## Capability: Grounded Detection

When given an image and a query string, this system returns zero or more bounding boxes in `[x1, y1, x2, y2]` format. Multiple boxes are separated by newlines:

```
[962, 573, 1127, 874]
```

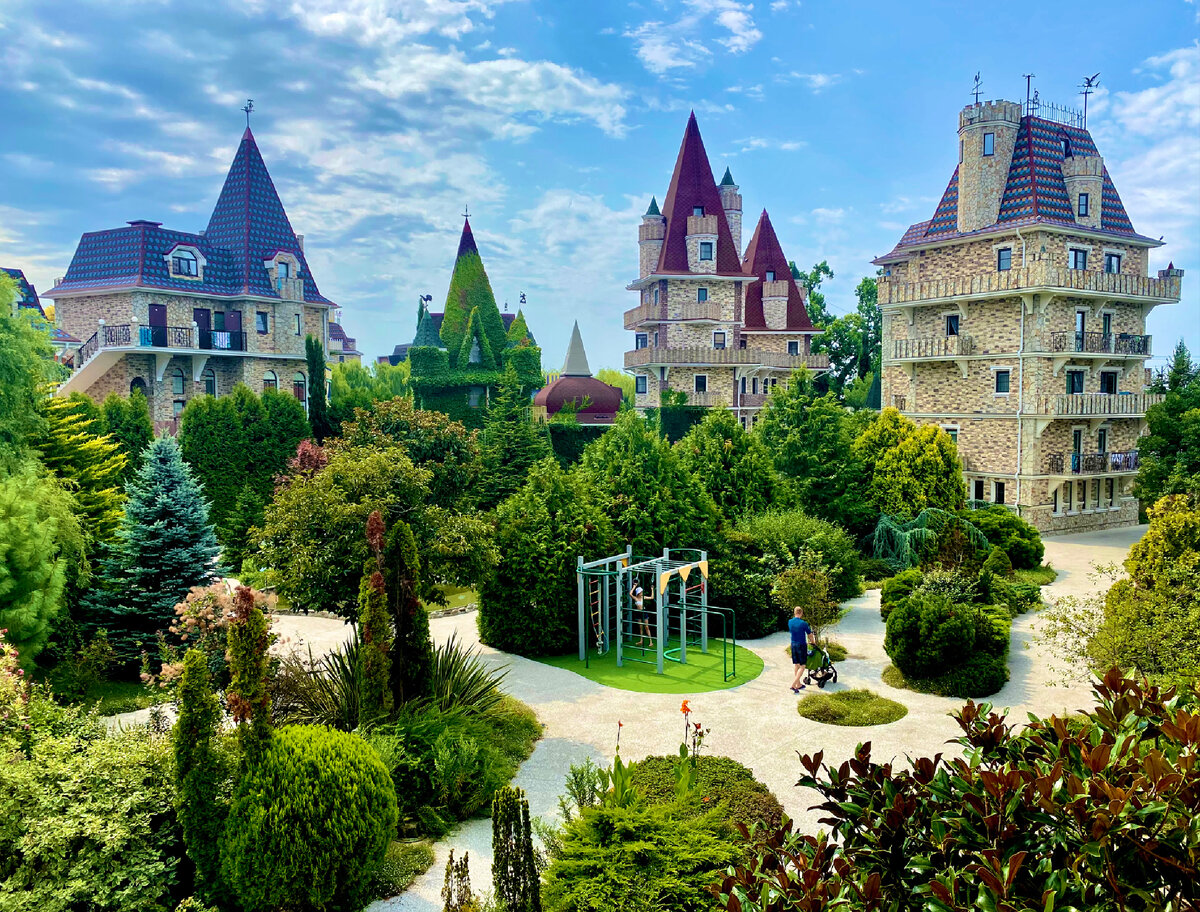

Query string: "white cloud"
[780, 71, 843, 92]
[270, 0, 513, 44]
[811, 207, 846, 222]
[770, 0, 790, 9]
[624, 21, 712, 74]
[734, 136, 806, 152]
[708, 1, 762, 54]
[625, 0, 762, 77]
[1112, 43, 1200, 135]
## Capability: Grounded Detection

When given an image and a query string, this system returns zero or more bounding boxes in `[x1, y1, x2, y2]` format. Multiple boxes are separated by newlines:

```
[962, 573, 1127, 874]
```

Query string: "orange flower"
[681, 700, 691, 715]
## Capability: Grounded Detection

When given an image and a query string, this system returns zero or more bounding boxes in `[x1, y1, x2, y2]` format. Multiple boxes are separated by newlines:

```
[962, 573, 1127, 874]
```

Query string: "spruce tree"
[1166, 339, 1197, 392]
[101, 390, 153, 482]
[306, 334, 334, 442]
[84, 436, 221, 662]
[173, 649, 225, 903]
[479, 366, 552, 509]
[492, 786, 541, 912]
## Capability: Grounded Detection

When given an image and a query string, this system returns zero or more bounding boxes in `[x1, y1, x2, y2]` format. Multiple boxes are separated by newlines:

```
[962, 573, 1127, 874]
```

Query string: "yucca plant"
[429, 632, 508, 716]
[271, 633, 362, 731]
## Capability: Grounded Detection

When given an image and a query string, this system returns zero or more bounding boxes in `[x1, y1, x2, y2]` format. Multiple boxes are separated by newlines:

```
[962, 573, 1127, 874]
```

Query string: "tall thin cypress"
[173, 649, 225, 903]
[306, 334, 334, 442]
[492, 786, 541, 911]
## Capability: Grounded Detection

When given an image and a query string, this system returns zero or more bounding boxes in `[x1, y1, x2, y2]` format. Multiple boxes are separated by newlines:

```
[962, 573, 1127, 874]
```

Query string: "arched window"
[292, 371, 306, 407]
[130, 377, 148, 398]
[202, 367, 216, 397]
[263, 370, 277, 392]
[172, 249, 198, 277]
[170, 367, 185, 396]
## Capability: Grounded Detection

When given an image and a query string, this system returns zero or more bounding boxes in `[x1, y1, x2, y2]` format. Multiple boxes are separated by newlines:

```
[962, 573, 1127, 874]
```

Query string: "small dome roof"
[534, 376, 623, 423]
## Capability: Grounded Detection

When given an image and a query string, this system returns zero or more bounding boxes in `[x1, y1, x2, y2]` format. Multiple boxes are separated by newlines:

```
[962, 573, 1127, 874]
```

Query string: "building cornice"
[874, 221, 1163, 265]
[45, 283, 335, 308]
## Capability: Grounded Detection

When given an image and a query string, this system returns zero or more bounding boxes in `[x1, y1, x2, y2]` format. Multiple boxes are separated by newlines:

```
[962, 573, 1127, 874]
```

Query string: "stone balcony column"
[97, 318, 106, 348]
[192, 321, 200, 348]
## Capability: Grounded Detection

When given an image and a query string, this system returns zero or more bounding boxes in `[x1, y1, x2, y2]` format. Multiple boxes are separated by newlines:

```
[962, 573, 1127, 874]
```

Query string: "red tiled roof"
[740, 210, 814, 331]
[657, 113, 743, 276]
[534, 375, 622, 423]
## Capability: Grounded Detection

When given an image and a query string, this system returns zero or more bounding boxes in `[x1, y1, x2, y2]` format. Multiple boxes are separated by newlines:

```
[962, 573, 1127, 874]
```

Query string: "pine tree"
[492, 786, 541, 912]
[358, 511, 393, 725]
[1166, 339, 1197, 392]
[173, 649, 225, 903]
[33, 395, 126, 545]
[383, 520, 434, 704]
[306, 334, 335, 442]
[479, 366, 552, 510]
[101, 390, 153, 482]
[84, 436, 221, 662]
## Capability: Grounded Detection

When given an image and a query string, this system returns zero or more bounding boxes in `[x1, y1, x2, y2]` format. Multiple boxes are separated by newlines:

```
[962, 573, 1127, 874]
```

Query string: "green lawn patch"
[436, 586, 479, 610]
[370, 840, 435, 900]
[1013, 564, 1058, 587]
[82, 680, 158, 715]
[797, 688, 908, 726]
[535, 637, 763, 693]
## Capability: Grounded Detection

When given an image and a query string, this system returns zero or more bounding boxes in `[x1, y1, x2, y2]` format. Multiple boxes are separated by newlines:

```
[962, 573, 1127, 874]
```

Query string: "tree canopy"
[676, 407, 778, 521]
[1135, 369, 1200, 505]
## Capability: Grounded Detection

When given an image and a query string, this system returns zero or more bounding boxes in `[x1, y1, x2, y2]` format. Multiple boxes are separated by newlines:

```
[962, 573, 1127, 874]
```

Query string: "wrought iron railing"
[891, 395, 906, 410]
[103, 323, 132, 346]
[199, 330, 247, 351]
[892, 334, 974, 359]
[77, 332, 99, 366]
[624, 347, 829, 370]
[1035, 392, 1163, 417]
[1045, 450, 1139, 475]
[1048, 331, 1151, 356]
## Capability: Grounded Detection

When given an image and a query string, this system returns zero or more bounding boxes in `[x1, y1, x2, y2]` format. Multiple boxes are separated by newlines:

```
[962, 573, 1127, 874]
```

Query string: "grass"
[435, 586, 479, 610]
[370, 840, 435, 900]
[81, 680, 158, 715]
[780, 641, 850, 663]
[535, 636, 764, 693]
[1013, 564, 1058, 587]
[797, 688, 908, 726]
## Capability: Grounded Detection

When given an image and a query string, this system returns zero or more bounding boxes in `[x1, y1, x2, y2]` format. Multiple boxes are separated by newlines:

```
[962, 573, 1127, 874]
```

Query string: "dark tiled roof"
[719, 167, 735, 187]
[2, 267, 44, 316]
[456, 218, 479, 259]
[740, 210, 814, 331]
[645, 196, 660, 217]
[657, 113, 744, 275]
[51, 326, 81, 343]
[50, 128, 331, 306]
[533, 375, 622, 422]
[924, 167, 959, 238]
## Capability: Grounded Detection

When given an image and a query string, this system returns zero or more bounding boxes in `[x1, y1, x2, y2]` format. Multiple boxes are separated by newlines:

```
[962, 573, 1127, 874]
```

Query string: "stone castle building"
[626, 113, 828, 425]
[875, 98, 1183, 532]
[48, 126, 338, 427]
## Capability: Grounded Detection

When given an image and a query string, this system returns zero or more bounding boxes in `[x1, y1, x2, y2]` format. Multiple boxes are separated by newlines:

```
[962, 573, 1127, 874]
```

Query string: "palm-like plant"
[429, 632, 508, 716]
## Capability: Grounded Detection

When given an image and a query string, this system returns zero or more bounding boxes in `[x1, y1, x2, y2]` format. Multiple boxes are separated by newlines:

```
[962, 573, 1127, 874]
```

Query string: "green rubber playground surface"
[533, 638, 764, 693]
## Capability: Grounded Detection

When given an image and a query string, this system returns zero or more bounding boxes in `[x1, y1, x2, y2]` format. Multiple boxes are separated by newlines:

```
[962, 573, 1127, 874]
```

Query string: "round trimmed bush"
[797, 688, 908, 726]
[964, 506, 1044, 570]
[982, 545, 1013, 578]
[884, 591, 976, 677]
[880, 568, 923, 621]
[220, 725, 398, 912]
[629, 755, 783, 832]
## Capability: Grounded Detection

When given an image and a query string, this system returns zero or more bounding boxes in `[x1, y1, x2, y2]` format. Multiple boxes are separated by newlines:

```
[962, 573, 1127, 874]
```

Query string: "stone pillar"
[720, 183, 742, 260]
[97, 318, 106, 348]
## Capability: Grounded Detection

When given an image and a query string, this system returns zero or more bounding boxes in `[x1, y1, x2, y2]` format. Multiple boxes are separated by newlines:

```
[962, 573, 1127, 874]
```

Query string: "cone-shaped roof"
[645, 196, 661, 217]
[561, 321, 592, 377]
[413, 308, 443, 348]
[657, 113, 743, 275]
[204, 127, 330, 303]
[456, 217, 479, 259]
[719, 166, 736, 187]
[741, 209, 814, 331]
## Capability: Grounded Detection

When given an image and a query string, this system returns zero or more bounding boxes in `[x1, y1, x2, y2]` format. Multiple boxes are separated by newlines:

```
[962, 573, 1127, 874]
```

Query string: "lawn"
[535, 636, 764, 693]
[1013, 564, 1058, 586]
[81, 679, 159, 715]
[797, 688, 908, 726]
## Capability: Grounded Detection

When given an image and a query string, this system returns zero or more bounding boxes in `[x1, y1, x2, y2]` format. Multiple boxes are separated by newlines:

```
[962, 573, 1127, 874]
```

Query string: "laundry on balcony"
[211, 331, 232, 350]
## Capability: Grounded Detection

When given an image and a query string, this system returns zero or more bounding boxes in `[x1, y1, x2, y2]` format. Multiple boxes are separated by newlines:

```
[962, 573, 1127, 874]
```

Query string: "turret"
[639, 196, 665, 279]
[719, 167, 742, 259]
[1061, 148, 1104, 230]
[956, 100, 1022, 233]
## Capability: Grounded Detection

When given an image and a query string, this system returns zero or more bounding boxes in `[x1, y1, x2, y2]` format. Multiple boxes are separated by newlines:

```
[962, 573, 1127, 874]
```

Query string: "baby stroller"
[804, 641, 838, 689]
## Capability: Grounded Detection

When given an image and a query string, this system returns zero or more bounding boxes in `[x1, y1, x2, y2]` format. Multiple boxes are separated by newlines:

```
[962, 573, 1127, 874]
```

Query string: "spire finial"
[1079, 72, 1100, 128]
[242, 99, 254, 127]
[971, 72, 982, 105]
[463, 205, 470, 220]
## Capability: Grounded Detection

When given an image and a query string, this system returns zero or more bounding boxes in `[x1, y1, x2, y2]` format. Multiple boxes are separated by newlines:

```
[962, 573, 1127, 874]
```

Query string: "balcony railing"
[878, 262, 1183, 306]
[1047, 331, 1151, 356]
[623, 302, 724, 329]
[891, 394, 906, 410]
[198, 330, 248, 352]
[77, 332, 99, 366]
[892, 334, 975, 359]
[624, 346, 829, 370]
[1035, 392, 1164, 417]
[1045, 450, 1139, 475]
[73, 322, 252, 371]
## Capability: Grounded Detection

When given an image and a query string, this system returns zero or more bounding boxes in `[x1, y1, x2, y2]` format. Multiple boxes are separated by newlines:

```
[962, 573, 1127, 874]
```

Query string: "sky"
[1, 0, 1197, 374]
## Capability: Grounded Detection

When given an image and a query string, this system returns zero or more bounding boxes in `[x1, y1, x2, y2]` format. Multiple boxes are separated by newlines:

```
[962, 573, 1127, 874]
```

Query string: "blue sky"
[1, 0, 1197, 372]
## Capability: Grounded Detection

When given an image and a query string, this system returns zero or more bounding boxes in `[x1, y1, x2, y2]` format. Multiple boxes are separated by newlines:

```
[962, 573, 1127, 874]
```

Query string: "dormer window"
[1078, 193, 1089, 217]
[278, 260, 291, 280]
[765, 270, 775, 281]
[699, 242, 713, 261]
[165, 245, 205, 280]
[693, 206, 704, 217]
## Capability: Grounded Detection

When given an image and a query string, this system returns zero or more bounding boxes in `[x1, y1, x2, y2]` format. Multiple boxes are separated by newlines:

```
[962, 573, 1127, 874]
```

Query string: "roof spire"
[561, 321, 592, 377]
[242, 98, 254, 128]
[720, 166, 736, 187]
[645, 196, 661, 217]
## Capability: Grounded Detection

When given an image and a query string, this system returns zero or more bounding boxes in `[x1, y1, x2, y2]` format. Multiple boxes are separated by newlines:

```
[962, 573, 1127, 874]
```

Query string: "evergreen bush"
[492, 786, 540, 912]
[982, 543, 1014, 577]
[219, 725, 398, 912]
[225, 586, 272, 768]
[100, 390, 153, 482]
[962, 505, 1044, 570]
[879, 568, 922, 621]
[629, 755, 784, 832]
[884, 591, 976, 677]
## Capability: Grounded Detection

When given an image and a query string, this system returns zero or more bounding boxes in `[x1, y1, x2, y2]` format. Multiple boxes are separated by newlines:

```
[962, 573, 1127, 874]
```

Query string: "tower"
[639, 197, 665, 279]
[719, 167, 742, 259]
[956, 100, 1021, 233]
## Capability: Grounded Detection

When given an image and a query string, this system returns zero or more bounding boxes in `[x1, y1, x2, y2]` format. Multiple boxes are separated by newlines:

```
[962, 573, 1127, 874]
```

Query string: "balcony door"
[193, 309, 212, 349]
[148, 304, 167, 348]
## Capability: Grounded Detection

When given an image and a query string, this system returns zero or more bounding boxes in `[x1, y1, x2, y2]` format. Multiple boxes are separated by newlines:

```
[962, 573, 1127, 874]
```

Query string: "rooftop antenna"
[971, 72, 983, 105]
[1079, 73, 1100, 128]
[242, 99, 254, 127]
[1022, 74, 1035, 116]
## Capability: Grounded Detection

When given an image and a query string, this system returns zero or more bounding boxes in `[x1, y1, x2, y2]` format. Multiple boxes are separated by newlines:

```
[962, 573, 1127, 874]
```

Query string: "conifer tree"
[101, 390, 153, 482]
[505, 308, 532, 348]
[479, 366, 552, 509]
[0, 281, 55, 468]
[226, 584, 272, 769]
[84, 436, 221, 662]
[173, 649, 225, 903]
[492, 786, 541, 912]
[306, 334, 334, 442]
[358, 511, 393, 725]
[383, 519, 434, 704]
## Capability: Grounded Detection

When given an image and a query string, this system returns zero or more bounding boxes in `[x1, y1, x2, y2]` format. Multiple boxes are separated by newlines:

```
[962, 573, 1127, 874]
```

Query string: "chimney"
[296, 234, 305, 251]
[956, 100, 1022, 233]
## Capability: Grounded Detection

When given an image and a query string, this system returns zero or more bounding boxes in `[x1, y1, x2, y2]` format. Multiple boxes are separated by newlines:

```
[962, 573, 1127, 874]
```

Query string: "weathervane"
[1079, 73, 1100, 128]
[1022, 74, 1035, 115]
[462, 205, 470, 220]
[242, 99, 254, 127]
[971, 72, 983, 105]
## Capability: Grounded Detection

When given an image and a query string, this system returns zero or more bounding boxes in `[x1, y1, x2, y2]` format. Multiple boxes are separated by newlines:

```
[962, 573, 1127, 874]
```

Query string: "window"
[699, 242, 713, 261]
[983, 132, 994, 156]
[294, 314, 302, 336]
[1066, 370, 1085, 395]
[170, 368, 185, 397]
[1052, 487, 1060, 514]
[256, 311, 269, 334]
[996, 248, 1012, 271]
[172, 250, 198, 277]
[277, 260, 290, 280]
[636, 375, 647, 395]
[292, 371, 307, 406]
[653, 331, 659, 347]
[974, 479, 985, 501]
[738, 337, 746, 349]
[692, 206, 704, 217]
[635, 333, 648, 350]
[653, 287, 660, 305]
[1097, 428, 1108, 453]
[943, 426, 959, 443]
[697, 287, 708, 302]
[263, 370, 277, 392]
[1102, 312, 1113, 337]
[202, 368, 216, 397]
[1106, 478, 1115, 508]
[1100, 371, 1117, 395]
[468, 387, 483, 408]
[751, 378, 759, 395]
[1104, 253, 1121, 274]
[765, 270, 775, 281]
[1072, 429, 1083, 454]
[694, 375, 707, 394]
[945, 314, 960, 336]
[787, 340, 799, 356]
[994, 481, 1005, 504]
[740, 377, 747, 394]
[994, 369, 1011, 394]
[712, 331, 726, 350]
[1078, 193, 1089, 217]
[173, 399, 185, 417]
[1064, 481, 1073, 511]
[1069, 248, 1088, 270]
[959, 140, 964, 163]
[213, 311, 226, 332]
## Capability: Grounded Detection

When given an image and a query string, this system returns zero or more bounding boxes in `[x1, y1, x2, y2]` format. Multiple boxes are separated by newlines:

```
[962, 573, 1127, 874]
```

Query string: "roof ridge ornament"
[242, 99, 254, 127]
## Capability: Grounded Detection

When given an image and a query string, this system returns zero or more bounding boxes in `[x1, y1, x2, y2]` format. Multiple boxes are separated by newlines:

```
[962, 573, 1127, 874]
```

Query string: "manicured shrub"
[796, 688, 908, 726]
[982, 544, 1013, 578]
[220, 725, 398, 912]
[962, 505, 1044, 570]
[629, 755, 784, 833]
[225, 585, 272, 768]
[879, 568, 922, 621]
[927, 652, 1009, 698]
[884, 591, 976, 677]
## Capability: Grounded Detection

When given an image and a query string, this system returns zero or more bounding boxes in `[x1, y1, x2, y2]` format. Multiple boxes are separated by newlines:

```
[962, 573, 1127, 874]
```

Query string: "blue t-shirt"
[788, 617, 812, 647]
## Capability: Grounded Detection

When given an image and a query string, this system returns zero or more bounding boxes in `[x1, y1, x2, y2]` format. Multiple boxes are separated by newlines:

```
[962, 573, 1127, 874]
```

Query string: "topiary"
[927, 651, 1009, 698]
[219, 725, 398, 912]
[982, 544, 1013, 578]
[884, 591, 975, 677]
[879, 568, 923, 621]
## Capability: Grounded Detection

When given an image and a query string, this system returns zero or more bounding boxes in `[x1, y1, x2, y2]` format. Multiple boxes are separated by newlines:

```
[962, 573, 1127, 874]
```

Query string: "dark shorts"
[791, 645, 807, 666]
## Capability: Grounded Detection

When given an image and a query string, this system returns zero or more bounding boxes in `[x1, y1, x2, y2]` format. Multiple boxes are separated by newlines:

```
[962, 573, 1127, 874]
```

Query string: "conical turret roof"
[719, 166, 736, 187]
[561, 321, 592, 377]
[741, 210, 814, 331]
[456, 217, 479, 259]
[645, 196, 661, 217]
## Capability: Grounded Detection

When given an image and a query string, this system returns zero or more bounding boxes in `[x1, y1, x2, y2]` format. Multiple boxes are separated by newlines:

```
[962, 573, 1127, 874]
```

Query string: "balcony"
[624, 346, 829, 370]
[1034, 392, 1164, 417]
[1046, 331, 1151, 357]
[892, 334, 974, 360]
[623, 302, 724, 329]
[878, 262, 1183, 307]
[1044, 450, 1139, 476]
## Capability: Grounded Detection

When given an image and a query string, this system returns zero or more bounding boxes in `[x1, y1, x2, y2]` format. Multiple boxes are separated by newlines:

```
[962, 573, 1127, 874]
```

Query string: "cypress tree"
[305, 334, 335, 442]
[383, 520, 434, 705]
[84, 436, 221, 663]
[492, 786, 540, 912]
[479, 366, 552, 510]
[101, 390, 154, 482]
[173, 649, 225, 903]
[358, 511, 394, 725]
[226, 585, 272, 769]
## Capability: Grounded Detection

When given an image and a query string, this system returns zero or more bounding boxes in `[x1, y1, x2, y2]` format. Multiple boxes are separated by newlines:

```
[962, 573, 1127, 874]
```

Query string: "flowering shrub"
[0, 630, 29, 744]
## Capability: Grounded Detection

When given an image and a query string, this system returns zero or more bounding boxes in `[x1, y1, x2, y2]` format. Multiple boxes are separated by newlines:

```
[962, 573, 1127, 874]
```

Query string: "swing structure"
[575, 547, 738, 681]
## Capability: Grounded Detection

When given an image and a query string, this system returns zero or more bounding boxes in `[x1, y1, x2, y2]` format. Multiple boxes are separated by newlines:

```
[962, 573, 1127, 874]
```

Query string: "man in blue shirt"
[788, 607, 815, 693]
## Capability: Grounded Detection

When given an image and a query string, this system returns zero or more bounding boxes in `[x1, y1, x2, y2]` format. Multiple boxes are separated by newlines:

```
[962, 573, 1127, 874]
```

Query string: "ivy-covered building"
[382, 218, 541, 426]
